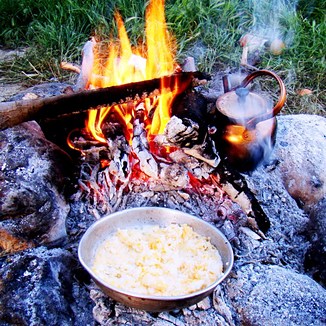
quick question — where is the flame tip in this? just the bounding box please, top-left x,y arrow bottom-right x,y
85,0 -> 178,144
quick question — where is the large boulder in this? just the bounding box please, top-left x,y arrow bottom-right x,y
225,264 -> 326,325
0,121 -> 72,255
273,115 -> 326,211
0,247 -> 94,325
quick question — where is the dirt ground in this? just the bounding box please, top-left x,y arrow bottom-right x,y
0,48 -> 27,102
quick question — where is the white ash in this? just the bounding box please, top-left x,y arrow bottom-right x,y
72,113 -> 226,218
157,115 -> 220,174
183,145 -> 220,168
168,150 -> 215,180
164,116 -> 200,146
156,163 -> 189,190
132,118 -> 158,178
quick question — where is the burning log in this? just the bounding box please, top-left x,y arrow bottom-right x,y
0,72 -> 206,130
66,79 -> 269,234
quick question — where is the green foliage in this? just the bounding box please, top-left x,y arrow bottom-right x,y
165,0 -> 253,70
259,4 -> 325,115
298,0 -> 325,23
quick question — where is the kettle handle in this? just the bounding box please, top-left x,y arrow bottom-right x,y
238,69 -> 286,130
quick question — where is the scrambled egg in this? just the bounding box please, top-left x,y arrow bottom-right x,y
92,224 -> 223,296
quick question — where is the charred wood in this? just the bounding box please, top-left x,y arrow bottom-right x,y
215,163 -> 270,233
172,90 -> 209,145
0,72 -> 206,130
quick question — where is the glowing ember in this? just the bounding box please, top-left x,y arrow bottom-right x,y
86,0 -> 180,143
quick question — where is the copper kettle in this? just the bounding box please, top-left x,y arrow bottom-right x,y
215,69 -> 286,171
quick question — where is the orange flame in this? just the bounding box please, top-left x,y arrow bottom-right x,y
86,0 -> 178,143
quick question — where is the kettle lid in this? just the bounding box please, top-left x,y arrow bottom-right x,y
216,87 -> 269,120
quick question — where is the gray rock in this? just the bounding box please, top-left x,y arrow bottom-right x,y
9,82 -> 72,101
0,121 -> 72,255
243,155 -> 310,271
226,264 -> 326,326
242,115 -> 326,272
274,115 -> 326,212
305,198 -> 326,286
0,247 -> 94,326
229,114 -> 326,325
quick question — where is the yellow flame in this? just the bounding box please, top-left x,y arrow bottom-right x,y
145,0 -> 175,78
224,125 -> 255,144
86,0 -> 178,143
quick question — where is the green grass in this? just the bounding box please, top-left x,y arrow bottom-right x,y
259,6 -> 326,115
0,0 -> 325,115
166,0 -> 252,69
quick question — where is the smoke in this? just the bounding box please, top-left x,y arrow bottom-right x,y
249,0 -> 299,45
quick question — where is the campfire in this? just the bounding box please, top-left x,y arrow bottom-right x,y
1,0 -> 326,324
0,0 -> 272,258
58,0 -> 270,234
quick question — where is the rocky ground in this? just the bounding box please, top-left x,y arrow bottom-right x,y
0,48 -> 325,325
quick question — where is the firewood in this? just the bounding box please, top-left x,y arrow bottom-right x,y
0,72 -> 206,131
75,37 -> 96,91
60,62 -> 81,74
182,57 -> 196,72
216,163 -> 270,233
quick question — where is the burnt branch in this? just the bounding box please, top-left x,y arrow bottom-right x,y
215,163 -> 270,233
0,72 -> 207,130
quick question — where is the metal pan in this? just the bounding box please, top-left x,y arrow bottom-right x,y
78,207 -> 234,311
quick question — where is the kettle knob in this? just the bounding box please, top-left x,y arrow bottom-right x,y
235,87 -> 249,104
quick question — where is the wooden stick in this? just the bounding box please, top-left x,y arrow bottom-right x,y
60,62 -> 81,74
75,37 -> 96,91
0,72 -> 207,130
